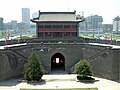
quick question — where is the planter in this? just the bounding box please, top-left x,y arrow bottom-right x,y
76,75 -> 99,83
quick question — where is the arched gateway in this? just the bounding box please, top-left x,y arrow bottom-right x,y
51,53 -> 65,71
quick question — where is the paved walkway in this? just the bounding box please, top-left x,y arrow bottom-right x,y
0,74 -> 119,90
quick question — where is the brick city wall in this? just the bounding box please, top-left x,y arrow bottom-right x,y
0,43 -> 119,82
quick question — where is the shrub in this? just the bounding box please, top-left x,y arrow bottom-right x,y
23,52 -> 43,81
76,59 -> 92,77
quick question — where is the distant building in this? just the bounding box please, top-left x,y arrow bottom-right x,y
22,8 -> 30,30
4,20 -> 30,34
11,20 -> 17,30
113,16 -> 120,33
22,8 -> 30,24
32,12 -> 38,19
102,24 -> 113,33
86,15 -> 103,30
79,15 -> 103,31
4,20 -> 17,30
4,22 -> 12,29
17,22 -> 29,32
31,11 -> 84,38
0,17 -> 4,30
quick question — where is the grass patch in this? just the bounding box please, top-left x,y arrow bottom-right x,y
20,88 -> 98,90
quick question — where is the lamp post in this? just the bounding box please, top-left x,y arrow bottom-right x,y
110,33 -> 112,45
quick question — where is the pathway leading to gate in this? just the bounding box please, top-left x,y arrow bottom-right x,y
0,74 -> 119,90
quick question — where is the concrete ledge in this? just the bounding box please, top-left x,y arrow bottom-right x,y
18,79 -> 44,83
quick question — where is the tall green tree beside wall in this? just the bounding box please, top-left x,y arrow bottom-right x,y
23,52 -> 43,81
76,59 -> 92,77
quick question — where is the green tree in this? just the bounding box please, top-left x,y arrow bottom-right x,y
23,52 -> 43,81
76,59 -> 92,77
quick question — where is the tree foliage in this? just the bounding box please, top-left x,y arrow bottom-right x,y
23,52 -> 43,81
76,59 -> 92,77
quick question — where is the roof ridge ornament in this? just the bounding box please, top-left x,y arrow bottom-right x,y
32,10 -> 40,20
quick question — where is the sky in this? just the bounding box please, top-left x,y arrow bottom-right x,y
0,0 -> 120,24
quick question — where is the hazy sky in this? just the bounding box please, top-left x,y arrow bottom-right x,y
0,0 -> 120,24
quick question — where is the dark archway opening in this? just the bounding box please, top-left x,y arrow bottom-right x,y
51,53 -> 65,71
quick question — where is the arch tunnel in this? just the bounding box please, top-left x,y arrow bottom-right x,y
51,53 -> 65,71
